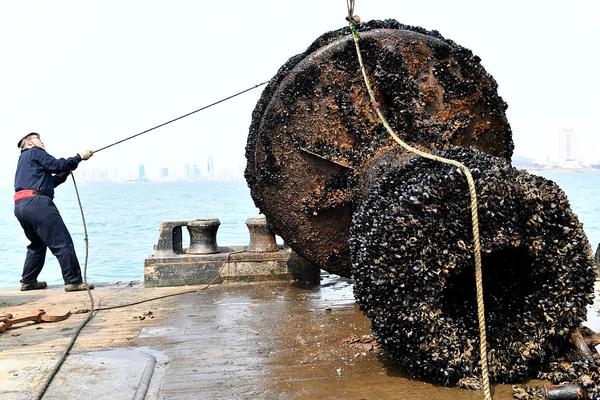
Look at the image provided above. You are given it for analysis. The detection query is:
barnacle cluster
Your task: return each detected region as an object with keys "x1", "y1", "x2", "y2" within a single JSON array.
[{"x1": 350, "y1": 147, "x2": 596, "y2": 383}]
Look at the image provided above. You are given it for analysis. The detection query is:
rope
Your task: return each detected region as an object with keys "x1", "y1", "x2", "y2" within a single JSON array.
[
  {"x1": 346, "y1": 0, "x2": 356, "y2": 21},
  {"x1": 93, "y1": 249, "x2": 244, "y2": 312},
  {"x1": 346, "y1": 16, "x2": 492, "y2": 400},
  {"x1": 33, "y1": 173, "x2": 95, "y2": 400},
  {"x1": 93, "y1": 81, "x2": 268, "y2": 154}
]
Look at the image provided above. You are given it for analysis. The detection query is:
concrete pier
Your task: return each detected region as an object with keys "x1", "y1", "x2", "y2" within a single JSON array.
[{"x1": 4, "y1": 275, "x2": 587, "y2": 399}]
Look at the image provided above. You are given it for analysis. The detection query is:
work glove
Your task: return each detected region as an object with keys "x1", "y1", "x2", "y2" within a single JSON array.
[{"x1": 79, "y1": 150, "x2": 94, "y2": 160}]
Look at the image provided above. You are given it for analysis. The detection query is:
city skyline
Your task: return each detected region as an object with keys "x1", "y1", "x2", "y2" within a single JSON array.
[
  {"x1": 530, "y1": 128, "x2": 600, "y2": 168},
  {"x1": 2, "y1": 126, "x2": 599, "y2": 186},
  {"x1": 73, "y1": 155, "x2": 246, "y2": 183}
]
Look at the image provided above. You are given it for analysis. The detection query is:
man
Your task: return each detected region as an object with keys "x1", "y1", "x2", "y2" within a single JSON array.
[{"x1": 14, "y1": 132, "x2": 95, "y2": 292}]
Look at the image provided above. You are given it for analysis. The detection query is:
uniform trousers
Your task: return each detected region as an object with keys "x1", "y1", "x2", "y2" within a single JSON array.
[{"x1": 14, "y1": 195, "x2": 83, "y2": 284}]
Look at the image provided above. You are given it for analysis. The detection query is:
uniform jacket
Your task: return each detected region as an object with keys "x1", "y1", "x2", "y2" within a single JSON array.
[{"x1": 14, "y1": 147, "x2": 81, "y2": 199}]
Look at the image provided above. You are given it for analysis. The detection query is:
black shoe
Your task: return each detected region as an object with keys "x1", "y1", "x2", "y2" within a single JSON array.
[
  {"x1": 64, "y1": 282, "x2": 95, "y2": 292},
  {"x1": 20, "y1": 281, "x2": 48, "y2": 291}
]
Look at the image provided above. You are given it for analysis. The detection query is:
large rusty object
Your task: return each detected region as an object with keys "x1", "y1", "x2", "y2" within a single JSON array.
[{"x1": 245, "y1": 20, "x2": 514, "y2": 277}]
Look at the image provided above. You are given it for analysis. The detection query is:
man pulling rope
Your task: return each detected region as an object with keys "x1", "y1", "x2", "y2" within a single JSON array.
[{"x1": 14, "y1": 132, "x2": 95, "y2": 292}]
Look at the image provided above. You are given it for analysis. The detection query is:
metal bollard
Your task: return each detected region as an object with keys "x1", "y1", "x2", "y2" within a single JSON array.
[
  {"x1": 246, "y1": 216, "x2": 279, "y2": 252},
  {"x1": 186, "y1": 219, "x2": 220, "y2": 254}
]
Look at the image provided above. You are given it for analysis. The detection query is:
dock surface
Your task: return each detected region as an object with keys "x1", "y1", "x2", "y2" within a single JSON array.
[{"x1": 2, "y1": 275, "x2": 596, "y2": 400}]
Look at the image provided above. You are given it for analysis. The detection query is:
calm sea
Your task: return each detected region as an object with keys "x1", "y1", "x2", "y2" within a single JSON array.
[
  {"x1": 0, "y1": 172, "x2": 599, "y2": 289},
  {"x1": 0, "y1": 180, "x2": 259, "y2": 288}
]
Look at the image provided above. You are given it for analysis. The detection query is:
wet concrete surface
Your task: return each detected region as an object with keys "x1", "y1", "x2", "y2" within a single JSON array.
[{"x1": 1, "y1": 275, "x2": 599, "y2": 399}]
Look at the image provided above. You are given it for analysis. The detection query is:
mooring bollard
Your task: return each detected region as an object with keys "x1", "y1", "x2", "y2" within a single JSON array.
[
  {"x1": 186, "y1": 219, "x2": 220, "y2": 254},
  {"x1": 246, "y1": 216, "x2": 279, "y2": 252},
  {"x1": 153, "y1": 221, "x2": 189, "y2": 257}
]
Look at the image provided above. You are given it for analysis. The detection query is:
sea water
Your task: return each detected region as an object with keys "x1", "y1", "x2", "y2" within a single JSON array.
[
  {"x1": 0, "y1": 173, "x2": 598, "y2": 289},
  {"x1": 0, "y1": 180, "x2": 259, "y2": 288}
]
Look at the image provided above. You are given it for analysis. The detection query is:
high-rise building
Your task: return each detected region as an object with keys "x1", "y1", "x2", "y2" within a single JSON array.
[
  {"x1": 192, "y1": 164, "x2": 201, "y2": 179},
  {"x1": 138, "y1": 164, "x2": 146, "y2": 181},
  {"x1": 564, "y1": 129, "x2": 574, "y2": 161},
  {"x1": 557, "y1": 128, "x2": 579, "y2": 167},
  {"x1": 160, "y1": 167, "x2": 169, "y2": 178},
  {"x1": 207, "y1": 155, "x2": 214, "y2": 177}
]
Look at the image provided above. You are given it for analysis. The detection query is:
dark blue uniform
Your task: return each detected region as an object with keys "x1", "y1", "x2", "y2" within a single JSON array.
[{"x1": 14, "y1": 147, "x2": 83, "y2": 284}]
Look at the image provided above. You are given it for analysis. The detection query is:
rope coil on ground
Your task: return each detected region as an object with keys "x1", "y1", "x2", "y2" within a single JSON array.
[{"x1": 346, "y1": 16, "x2": 492, "y2": 400}]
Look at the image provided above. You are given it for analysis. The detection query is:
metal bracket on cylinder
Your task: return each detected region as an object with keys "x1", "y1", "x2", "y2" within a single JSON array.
[
  {"x1": 153, "y1": 221, "x2": 188, "y2": 257},
  {"x1": 246, "y1": 216, "x2": 279, "y2": 252}
]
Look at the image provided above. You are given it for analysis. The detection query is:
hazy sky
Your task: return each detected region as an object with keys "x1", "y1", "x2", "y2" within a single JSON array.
[{"x1": 1, "y1": 1, "x2": 598, "y2": 185}]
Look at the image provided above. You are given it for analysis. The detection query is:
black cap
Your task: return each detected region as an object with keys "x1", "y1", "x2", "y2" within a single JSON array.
[{"x1": 17, "y1": 132, "x2": 39, "y2": 148}]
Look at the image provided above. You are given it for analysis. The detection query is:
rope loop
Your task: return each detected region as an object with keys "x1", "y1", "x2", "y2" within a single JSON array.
[{"x1": 346, "y1": 0, "x2": 355, "y2": 21}]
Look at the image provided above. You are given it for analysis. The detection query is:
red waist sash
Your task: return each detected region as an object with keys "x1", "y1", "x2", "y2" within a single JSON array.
[{"x1": 14, "y1": 189, "x2": 38, "y2": 203}]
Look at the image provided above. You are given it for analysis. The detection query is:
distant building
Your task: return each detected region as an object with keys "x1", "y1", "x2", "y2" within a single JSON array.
[
  {"x1": 184, "y1": 163, "x2": 190, "y2": 179},
  {"x1": 564, "y1": 129, "x2": 575, "y2": 161},
  {"x1": 557, "y1": 128, "x2": 580, "y2": 168},
  {"x1": 207, "y1": 155, "x2": 214, "y2": 177},
  {"x1": 160, "y1": 167, "x2": 169, "y2": 178},
  {"x1": 138, "y1": 164, "x2": 146, "y2": 181},
  {"x1": 512, "y1": 155, "x2": 542, "y2": 170},
  {"x1": 191, "y1": 164, "x2": 201, "y2": 179}
]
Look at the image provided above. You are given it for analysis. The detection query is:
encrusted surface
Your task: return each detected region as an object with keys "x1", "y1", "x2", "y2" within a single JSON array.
[
  {"x1": 350, "y1": 147, "x2": 595, "y2": 383},
  {"x1": 245, "y1": 20, "x2": 513, "y2": 276}
]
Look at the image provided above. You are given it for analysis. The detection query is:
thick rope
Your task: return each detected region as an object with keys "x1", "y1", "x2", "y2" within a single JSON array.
[
  {"x1": 347, "y1": 19, "x2": 492, "y2": 400},
  {"x1": 93, "y1": 81, "x2": 268, "y2": 154}
]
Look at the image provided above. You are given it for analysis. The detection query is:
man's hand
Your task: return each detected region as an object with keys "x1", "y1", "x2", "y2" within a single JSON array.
[{"x1": 79, "y1": 150, "x2": 94, "y2": 160}]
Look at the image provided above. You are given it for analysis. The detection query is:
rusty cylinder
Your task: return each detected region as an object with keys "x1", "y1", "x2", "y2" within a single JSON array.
[
  {"x1": 186, "y1": 219, "x2": 220, "y2": 254},
  {"x1": 350, "y1": 147, "x2": 596, "y2": 384},
  {"x1": 246, "y1": 216, "x2": 279, "y2": 252}
]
